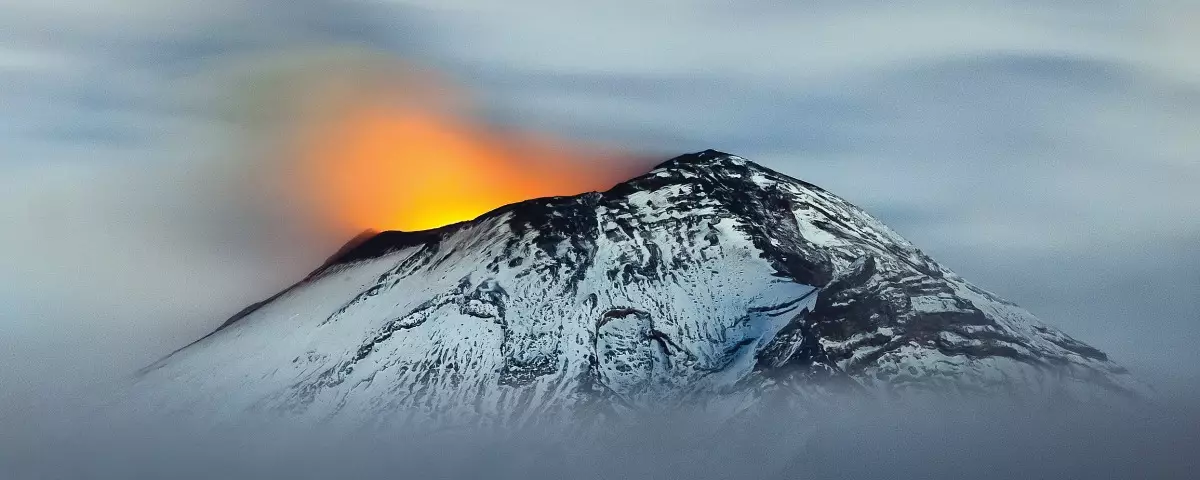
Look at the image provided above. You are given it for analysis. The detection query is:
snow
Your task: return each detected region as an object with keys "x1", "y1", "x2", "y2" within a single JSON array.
[
  {"x1": 124, "y1": 150, "x2": 1142, "y2": 427},
  {"x1": 910, "y1": 295, "x2": 969, "y2": 314}
]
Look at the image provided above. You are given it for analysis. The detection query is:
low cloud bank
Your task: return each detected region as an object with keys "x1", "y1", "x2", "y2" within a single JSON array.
[{"x1": 5, "y1": 388, "x2": 1197, "y2": 480}]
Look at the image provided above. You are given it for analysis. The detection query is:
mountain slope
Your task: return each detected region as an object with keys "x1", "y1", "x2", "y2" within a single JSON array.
[{"x1": 133, "y1": 150, "x2": 1140, "y2": 426}]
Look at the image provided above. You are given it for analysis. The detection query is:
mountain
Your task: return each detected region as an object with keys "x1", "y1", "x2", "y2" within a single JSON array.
[{"x1": 131, "y1": 150, "x2": 1141, "y2": 427}]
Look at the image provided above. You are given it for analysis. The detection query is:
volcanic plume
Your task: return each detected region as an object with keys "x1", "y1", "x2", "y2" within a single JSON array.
[{"x1": 254, "y1": 52, "x2": 647, "y2": 234}]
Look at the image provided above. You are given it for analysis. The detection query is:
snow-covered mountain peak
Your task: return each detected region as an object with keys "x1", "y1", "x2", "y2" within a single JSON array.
[{"x1": 133, "y1": 150, "x2": 1143, "y2": 427}]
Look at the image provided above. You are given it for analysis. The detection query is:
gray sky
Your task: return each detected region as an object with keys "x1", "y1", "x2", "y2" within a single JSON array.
[{"x1": 1, "y1": 0, "x2": 1197, "y2": 414}]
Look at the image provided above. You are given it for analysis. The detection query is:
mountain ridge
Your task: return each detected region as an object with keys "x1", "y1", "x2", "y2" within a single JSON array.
[{"x1": 136, "y1": 149, "x2": 1141, "y2": 427}]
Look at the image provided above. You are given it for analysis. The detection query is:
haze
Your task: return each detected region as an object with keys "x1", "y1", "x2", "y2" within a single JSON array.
[{"x1": 0, "y1": 1, "x2": 1197, "y2": 475}]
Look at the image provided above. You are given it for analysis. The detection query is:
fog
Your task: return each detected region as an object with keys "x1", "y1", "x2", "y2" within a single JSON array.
[
  {"x1": 1, "y1": 0, "x2": 1198, "y2": 477},
  {"x1": 4, "y1": 389, "x2": 1197, "y2": 479}
]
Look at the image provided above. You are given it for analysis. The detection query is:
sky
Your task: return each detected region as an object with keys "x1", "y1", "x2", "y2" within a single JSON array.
[{"x1": 0, "y1": 0, "x2": 1197, "y2": 417}]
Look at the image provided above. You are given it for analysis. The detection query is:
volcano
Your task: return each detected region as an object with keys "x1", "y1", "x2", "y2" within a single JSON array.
[{"x1": 133, "y1": 150, "x2": 1141, "y2": 426}]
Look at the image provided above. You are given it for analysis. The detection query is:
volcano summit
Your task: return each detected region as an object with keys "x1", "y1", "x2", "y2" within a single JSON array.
[{"x1": 133, "y1": 150, "x2": 1141, "y2": 426}]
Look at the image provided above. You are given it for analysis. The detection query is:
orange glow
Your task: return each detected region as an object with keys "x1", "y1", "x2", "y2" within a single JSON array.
[{"x1": 272, "y1": 60, "x2": 644, "y2": 233}]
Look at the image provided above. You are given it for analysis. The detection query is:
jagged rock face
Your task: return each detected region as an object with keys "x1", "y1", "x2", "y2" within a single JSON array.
[{"x1": 134, "y1": 150, "x2": 1140, "y2": 426}]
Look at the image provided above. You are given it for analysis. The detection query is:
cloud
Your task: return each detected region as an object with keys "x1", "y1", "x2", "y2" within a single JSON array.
[
  {"x1": 0, "y1": 0, "x2": 1197, "y2": 424},
  {"x1": 6, "y1": 392, "x2": 1200, "y2": 479}
]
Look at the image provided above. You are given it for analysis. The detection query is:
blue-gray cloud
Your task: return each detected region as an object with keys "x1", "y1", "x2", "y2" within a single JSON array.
[{"x1": 1, "y1": 0, "x2": 1197, "y2": 416}]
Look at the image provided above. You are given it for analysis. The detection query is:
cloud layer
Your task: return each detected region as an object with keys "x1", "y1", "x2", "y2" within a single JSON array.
[
  {"x1": 1, "y1": 0, "x2": 1197, "y2": 418},
  {"x1": 6, "y1": 393, "x2": 1200, "y2": 479}
]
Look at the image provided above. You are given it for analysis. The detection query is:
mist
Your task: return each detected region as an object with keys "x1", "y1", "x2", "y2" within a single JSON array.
[
  {"x1": 1, "y1": 0, "x2": 1198, "y2": 477},
  {"x1": 4, "y1": 388, "x2": 1198, "y2": 479}
]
